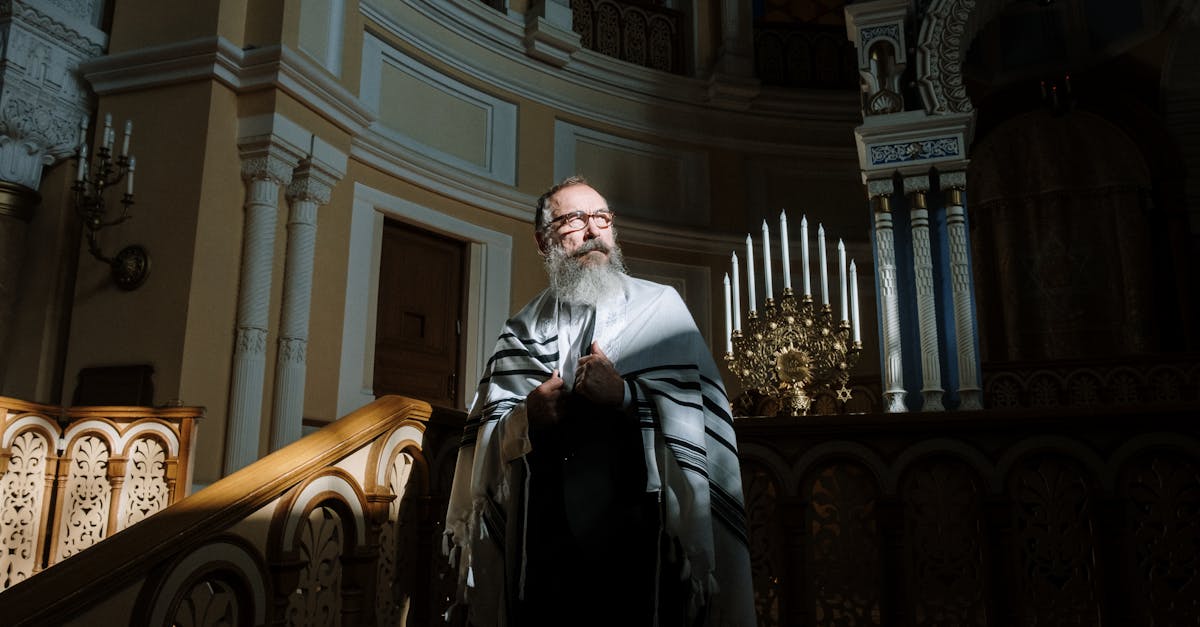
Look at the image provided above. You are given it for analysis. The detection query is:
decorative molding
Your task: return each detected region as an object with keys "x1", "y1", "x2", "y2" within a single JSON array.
[
  {"x1": 915, "y1": 0, "x2": 979, "y2": 115},
  {"x1": 870, "y1": 136, "x2": 960, "y2": 166},
  {"x1": 854, "y1": 109, "x2": 974, "y2": 174},
  {"x1": 359, "y1": 1, "x2": 860, "y2": 153},
  {"x1": 360, "y1": 33, "x2": 518, "y2": 185},
  {"x1": 79, "y1": 38, "x2": 375, "y2": 135},
  {"x1": 552, "y1": 119, "x2": 710, "y2": 226}
]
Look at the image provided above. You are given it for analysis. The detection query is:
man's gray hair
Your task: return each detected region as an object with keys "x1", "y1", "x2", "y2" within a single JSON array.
[{"x1": 535, "y1": 175, "x2": 589, "y2": 232}]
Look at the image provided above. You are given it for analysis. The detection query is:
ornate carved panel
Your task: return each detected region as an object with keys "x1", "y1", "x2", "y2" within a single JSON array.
[
  {"x1": 172, "y1": 578, "x2": 241, "y2": 627},
  {"x1": 121, "y1": 437, "x2": 171, "y2": 529},
  {"x1": 901, "y1": 458, "x2": 988, "y2": 626},
  {"x1": 1120, "y1": 451, "x2": 1200, "y2": 626},
  {"x1": 376, "y1": 451, "x2": 415, "y2": 624},
  {"x1": 805, "y1": 461, "x2": 882, "y2": 626},
  {"x1": 571, "y1": 0, "x2": 682, "y2": 73},
  {"x1": 1008, "y1": 455, "x2": 1101, "y2": 626},
  {"x1": 285, "y1": 506, "x2": 344, "y2": 626},
  {"x1": 56, "y1": 435, "x2": 111, "y2": 561},
  {"x1": 1, "y1": 429, "x2": 49, "y2": 588},
  {"x1": 741, "y1": 461, "x2": 785, "y2": 626}
]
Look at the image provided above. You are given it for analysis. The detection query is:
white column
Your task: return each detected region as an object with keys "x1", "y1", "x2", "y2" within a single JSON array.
[
  {"x1": 225, "y1": 152, "x2": 293, "y2": 473},
  {"x1": 906, "y1": 175, "x2": 944, "y2": 412},
  {"x1": 269, "y1": 160, "x2": 335, "y2": 451},
  {"x1": 943, "y1": 172, "x2": 982, "y2": 410},
  {"x1": 870, "y1": 182, "x2": 906, "y2": 413}
]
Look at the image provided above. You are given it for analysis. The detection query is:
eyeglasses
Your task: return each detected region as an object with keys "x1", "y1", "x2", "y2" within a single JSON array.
[{"x1": 546, "y1": 209, "x2": 615, "y2": 233}]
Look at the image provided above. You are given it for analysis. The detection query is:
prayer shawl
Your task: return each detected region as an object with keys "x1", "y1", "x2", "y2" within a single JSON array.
[{"x1": 445, "y1": 276, "x2": 755, "y2": 626}]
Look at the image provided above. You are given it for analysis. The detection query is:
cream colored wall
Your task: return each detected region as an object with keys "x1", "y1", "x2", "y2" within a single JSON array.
[{"x1": 51, "y1": 0, "x2": 872, "y2": 485}]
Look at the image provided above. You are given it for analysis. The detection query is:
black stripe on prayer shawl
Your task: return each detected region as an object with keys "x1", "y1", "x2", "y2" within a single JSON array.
[
  {"x1": 709, "y1": 482, "x2": 749, "y2": 547},
  {"x1": 642, "y1": 376, "x2": 701, "y2": 392},
  {"x1": 487, "y1": 348, "x2": 558, "y2": 367},
  {"x1": 700, "y1": 374, "x2": 730, "y2": 401},
  {"x1": 664, "y1": 434, "x2": 709, "y2": 478},
  {"x1": 459, "y1": 397, "x2": 521, "y2": 448},
  {"x1": 496, "y1": 332, "x2": 558, "y2": 346},
  {"x1": 702, "y1": 395, "x2": 735, "y2": 428},
  {"x1": 704, "y1": 426, "x2": 739, "y2": 457},
  {"x1": 477, "y1": 368, "x2": 551, "y2": 386},
  {"x1": 624, "y1": 363, "x2": 700, "y2": 378},
  {"x1": 645, "y1": 388, "x2": 704, "y2": 412}
]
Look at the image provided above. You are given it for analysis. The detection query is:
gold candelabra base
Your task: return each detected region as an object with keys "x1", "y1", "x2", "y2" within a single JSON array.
[{"x1": 725, "y1": 288, "x2": 861, "y2": 417}]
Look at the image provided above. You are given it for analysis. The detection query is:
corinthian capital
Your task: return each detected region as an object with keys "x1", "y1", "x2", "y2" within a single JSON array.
[{"x1": 240, "y1": 153, "x2": 295, "y2": 186}]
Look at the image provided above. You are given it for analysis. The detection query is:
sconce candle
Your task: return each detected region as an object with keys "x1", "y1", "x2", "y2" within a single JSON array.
[
  {"x1": 126, "y1": 157, "x2": 136, "y2": 195},
  {"x1": 78, "y1": 115, "x2": 89, "y2": 147},
  {"x1": 122, "y1": 120, "x2": 132, "y2": 157},
  {"x1": 76, "y1": 144, "x2": 87, "y2": 181},
  {"x1": 103, "y1": 114, "x2": 113, "y2": 150}
]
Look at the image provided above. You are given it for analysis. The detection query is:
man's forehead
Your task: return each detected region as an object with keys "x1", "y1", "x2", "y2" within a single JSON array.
[{"x1": 550, "y1": 185, "x2": 607, "y2": 215}]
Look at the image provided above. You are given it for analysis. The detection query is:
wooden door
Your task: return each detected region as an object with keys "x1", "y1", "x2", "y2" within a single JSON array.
[{"x1": 374, "y1": 219, "x2": 465, "y2": 409}]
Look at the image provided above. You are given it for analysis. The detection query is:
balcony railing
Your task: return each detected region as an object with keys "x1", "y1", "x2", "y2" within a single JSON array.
[
  {"x1": 572, "y1": 0, "x2": 685, "y2": 74},
  {"x1": 0, "y1": 397, "x2": 202, "y2": 591}
]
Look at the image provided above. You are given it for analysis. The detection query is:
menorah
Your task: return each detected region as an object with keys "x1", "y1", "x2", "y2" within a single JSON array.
[{"x1": 723, "y1": 212, "x2": 862, "y2": 416}]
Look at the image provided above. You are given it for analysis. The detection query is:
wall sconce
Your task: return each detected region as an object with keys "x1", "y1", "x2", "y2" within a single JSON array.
[{"x1": 73, "y1": 114, "x2": 149, "y2": 290}]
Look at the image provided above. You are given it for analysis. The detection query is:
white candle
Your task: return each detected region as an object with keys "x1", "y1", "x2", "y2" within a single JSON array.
[
  {"x1": 723, "y1": 273, "x2": 733, "y2": 353},
  {"x1": 122, "y1": 120, "x2": 132, "y2": 157},
  {"x1": 76, "y1": 144, "x2": 87, "y2": 181},
  {"x1": 103, "y1": 114, "x2": 113, "y2": 150},
  {"x1": 780, "y1": 210, "x2": 791, "y2": 290},
  {"x1": 818, "y1": 224, "x2": 829, "y2": 306},
  {"x1": 838, "y1": 240, "x2": 848, "y2": 322},
  {"x1": 850, "y1": 260, "x2": 861, "y2": 343},
  {"x1": 761, "y1": 220, "x2": 773, "y2": 301},
  {"x1": 126, "y1": 156, "x2": 136, "y2": 195},
  {"x1": 78, "y1": 115, "x2": 89, "y2": 147},
  {"x1": 800, "y1": 215, "x2": 811, "y2": 297},
  {"x1": 731, "y1": 252, "x2": 741, "y2": 331},
  {"x1": 746, "y1": 235, "x2": 757, "y2": 311}
]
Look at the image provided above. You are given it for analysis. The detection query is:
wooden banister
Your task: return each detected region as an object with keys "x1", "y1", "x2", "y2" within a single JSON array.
[{"x1": 0, "y1": 394, "x2": 431, "y2": 626}]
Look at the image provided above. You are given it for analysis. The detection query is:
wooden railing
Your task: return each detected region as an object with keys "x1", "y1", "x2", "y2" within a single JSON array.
[
  {"x1": 572, "y1": 0, "x2": 685, "y2": 74},
  {"x1": 0, "y1": 395, "x2": 431, "y2": 626},
  {"x1": 0, "y1": 397, "x2": 202, "y2": 591},
  {"x1": 735, "y1": 403, "x2": 1200, "y2": 626}
]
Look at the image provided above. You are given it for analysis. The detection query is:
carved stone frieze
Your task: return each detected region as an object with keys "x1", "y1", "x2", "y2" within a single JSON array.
[
  {"x1": 0, "y1": 1, "x2": 103, "y2": 183},
  {"x1": 916, "y1": 0, "x2": 975, "y2": 114}
]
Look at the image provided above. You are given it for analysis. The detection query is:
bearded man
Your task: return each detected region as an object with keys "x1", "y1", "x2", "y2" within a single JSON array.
[{"x1": 445, "y1": 177, "x2": 754, "y2": 626}]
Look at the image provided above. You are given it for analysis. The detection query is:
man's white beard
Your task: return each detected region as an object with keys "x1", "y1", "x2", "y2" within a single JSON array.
[{"x1": 544, "y1": 237, "x2": 627, "y2": 306}]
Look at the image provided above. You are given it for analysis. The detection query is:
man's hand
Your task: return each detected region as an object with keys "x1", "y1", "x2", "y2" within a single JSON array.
[
  {"x1": 575, "y1": 341, "x2": 624, "y2": 407},
  {"x1": 527, "y1": 369, "x2": 566, "y2": 429}
]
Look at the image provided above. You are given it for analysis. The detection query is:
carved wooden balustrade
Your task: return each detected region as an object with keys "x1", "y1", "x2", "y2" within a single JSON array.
[
  {"x1": 735, "y1": 403, "x2": 1200, "y2": 626},
  {"x1": 0, "y1": 397, "x2": 202, "y2": 591},
  {"x1": 571, "y1": 0, "x2": 684, "y2": 74},
  {"x1": 0, "y1": 395, "x2": 431, "y2": 627}
]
